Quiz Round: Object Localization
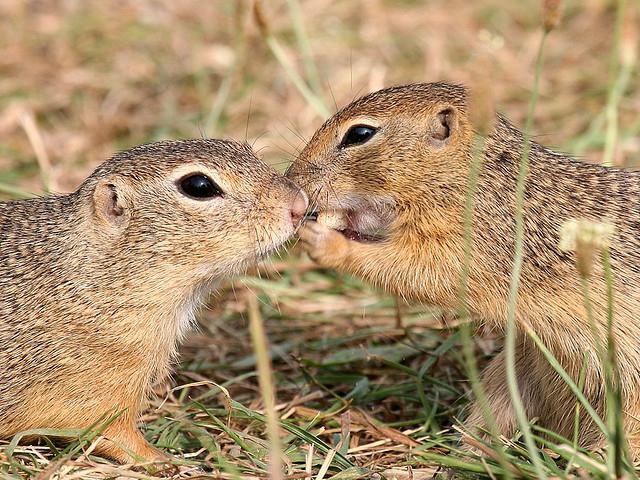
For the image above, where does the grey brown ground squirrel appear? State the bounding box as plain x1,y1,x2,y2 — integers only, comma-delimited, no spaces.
287,82,640,459
0,139,307,463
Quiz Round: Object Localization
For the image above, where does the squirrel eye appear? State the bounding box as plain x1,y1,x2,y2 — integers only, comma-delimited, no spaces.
178,174,223,199
340,125,377,148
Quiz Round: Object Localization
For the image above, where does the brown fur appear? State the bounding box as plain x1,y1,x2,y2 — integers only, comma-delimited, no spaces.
0,139,306,463
286,82,640,459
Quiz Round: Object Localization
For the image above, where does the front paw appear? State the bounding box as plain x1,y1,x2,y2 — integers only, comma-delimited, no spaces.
298,221,350,268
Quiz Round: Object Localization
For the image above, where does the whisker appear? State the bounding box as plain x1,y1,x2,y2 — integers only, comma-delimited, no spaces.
274,126,303,157
244,95,253,142
326,82,339,114
326,179,346,212
251,130,269,149
284,121,309,145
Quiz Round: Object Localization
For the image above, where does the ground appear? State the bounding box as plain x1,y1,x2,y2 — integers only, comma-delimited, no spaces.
0,0,638,478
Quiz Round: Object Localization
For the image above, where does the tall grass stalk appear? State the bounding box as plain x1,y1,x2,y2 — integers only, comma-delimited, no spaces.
205,1,245,136
247,293,283,480
458,129,513,476
285,0,323,96
602,0,632,167
564,355,589,475
253,1,330,119
577,266,624,476
504,27,550,479
578,7,637,460
19,111,53,193
568,189,630,474
0,183,31,198
523,323,606,433
601,248,627,476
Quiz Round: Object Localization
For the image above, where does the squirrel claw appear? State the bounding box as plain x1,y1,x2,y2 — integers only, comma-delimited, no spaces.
298,221,350,268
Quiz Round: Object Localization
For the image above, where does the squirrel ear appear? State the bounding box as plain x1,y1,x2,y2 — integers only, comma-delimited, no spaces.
93,179,130,228
428,107,456,146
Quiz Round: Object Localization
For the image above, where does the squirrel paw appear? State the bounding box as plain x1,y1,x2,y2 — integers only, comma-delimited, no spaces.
298,221,350,268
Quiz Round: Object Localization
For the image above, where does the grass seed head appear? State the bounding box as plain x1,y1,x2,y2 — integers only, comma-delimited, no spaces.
559,219,615,278
543,0,562,32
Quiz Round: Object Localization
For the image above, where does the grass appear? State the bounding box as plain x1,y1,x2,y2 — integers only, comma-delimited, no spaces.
504,21,550,480
1,0,639,478
3,269,473,478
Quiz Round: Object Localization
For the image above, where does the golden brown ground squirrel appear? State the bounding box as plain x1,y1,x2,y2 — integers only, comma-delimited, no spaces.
0,139,307,463
287,82,640,459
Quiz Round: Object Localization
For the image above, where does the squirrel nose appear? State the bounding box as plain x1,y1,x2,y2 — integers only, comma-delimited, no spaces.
290,189,308,227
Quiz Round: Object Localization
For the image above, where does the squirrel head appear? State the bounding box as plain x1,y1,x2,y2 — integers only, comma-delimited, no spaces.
78,139,306,289
287,83,474,241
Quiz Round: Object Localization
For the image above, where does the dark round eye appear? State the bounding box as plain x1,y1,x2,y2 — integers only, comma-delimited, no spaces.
340,125,377,148
178,174,223,199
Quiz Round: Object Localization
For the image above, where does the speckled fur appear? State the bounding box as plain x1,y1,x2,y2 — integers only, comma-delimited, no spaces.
287,83,640,458
0,139,302,463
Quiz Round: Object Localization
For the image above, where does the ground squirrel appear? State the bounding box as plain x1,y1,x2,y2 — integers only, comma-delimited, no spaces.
286,83,640,459
0,139,307,463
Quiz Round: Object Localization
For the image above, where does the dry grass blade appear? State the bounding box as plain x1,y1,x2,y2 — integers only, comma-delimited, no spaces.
247,292,283,480
18,110,56,193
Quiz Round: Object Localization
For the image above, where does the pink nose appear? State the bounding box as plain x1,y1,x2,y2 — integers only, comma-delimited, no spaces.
290,189,308,227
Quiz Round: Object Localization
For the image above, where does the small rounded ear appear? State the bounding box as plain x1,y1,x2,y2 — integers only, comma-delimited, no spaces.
428,107,457,147
93,178,131,229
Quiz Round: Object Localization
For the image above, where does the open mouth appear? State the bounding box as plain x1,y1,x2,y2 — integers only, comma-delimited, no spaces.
304,205,392,244
339,228,385,243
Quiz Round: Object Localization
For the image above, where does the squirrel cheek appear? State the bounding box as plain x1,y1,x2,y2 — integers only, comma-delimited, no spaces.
317,210,348,230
